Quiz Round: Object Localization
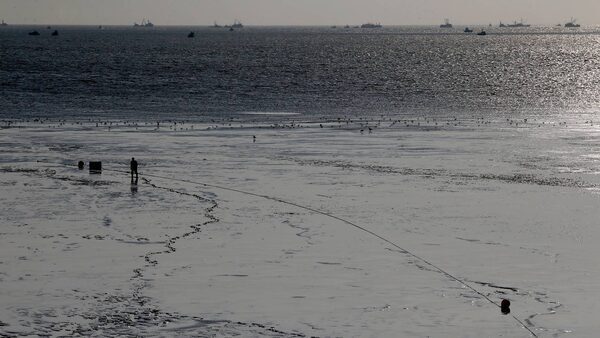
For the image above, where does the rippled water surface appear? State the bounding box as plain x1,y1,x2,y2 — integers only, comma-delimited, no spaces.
2,25,600,119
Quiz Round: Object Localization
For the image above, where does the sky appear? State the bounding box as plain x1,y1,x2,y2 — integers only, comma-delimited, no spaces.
1,0,599,26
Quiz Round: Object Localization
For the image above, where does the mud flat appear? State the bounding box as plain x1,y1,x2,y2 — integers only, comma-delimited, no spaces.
1,116,599,337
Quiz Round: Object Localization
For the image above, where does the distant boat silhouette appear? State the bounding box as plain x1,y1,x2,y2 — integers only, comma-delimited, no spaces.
134,18,154,27
440,19,453,28
1,20,7,26
507,19,530,27
212,21,221,28
51,30,59,36
98,25,103,29
224,20,243,29
187,31,195,38
464,27,473,33
477,30,487,36
499,21,506,27
28,30,40,36
565,18,580,28
361,23,382,28
229,27,234,32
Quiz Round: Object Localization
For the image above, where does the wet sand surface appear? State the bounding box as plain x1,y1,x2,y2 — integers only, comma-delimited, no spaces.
1,115,599,337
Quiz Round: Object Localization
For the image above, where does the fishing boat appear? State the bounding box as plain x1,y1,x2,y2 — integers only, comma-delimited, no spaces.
231,20,243,28
477,30,487,36
28,30,40,36
564,18,580,28
464,27,473,33
51,30,59,36
212,21,222,28
134,18,154,27
361,23,382,28
507,19,530,27
1,20,8,26
187,31,195,38
440,19,453,28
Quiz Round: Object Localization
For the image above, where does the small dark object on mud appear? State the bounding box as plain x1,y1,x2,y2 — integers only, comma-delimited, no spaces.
501,299,511,314
89,161,102,174
77,161,84,170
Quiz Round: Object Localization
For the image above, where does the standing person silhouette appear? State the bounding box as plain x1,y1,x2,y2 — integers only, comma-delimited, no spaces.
130,157,138,183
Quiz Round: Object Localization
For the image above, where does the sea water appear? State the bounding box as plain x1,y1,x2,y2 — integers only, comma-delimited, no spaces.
2,25,600,120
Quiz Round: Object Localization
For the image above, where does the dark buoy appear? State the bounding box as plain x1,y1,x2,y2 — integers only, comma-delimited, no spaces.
501,299,511,314
89,161,102,174
77,161,84,170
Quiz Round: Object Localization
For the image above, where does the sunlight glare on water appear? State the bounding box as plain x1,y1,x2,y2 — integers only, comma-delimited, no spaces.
3,26,600,120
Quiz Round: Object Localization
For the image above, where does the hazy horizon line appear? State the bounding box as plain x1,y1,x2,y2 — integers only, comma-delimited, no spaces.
0,22,589,27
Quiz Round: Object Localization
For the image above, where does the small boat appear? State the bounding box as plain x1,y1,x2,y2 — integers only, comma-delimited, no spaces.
477,30,487,36
331,25,337,29
51,30,59,36
564,18,580,28
344,25,350,29
134,18,154,27
28,30,40,36
499,21,506,27
231,19,243,28
361,22,382,28
212,21,222,28
229,27,234,32
507,19,530,27
187,31,195,38
1,20,8,26
440,19,453,28
464,27,473,33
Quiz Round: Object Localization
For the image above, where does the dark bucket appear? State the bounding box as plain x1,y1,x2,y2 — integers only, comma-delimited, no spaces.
89,161,102,174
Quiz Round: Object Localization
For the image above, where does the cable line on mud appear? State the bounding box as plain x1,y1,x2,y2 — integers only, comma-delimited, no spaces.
39,161,538,337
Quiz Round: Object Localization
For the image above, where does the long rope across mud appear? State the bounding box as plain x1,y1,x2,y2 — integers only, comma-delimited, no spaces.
39,161,538,337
